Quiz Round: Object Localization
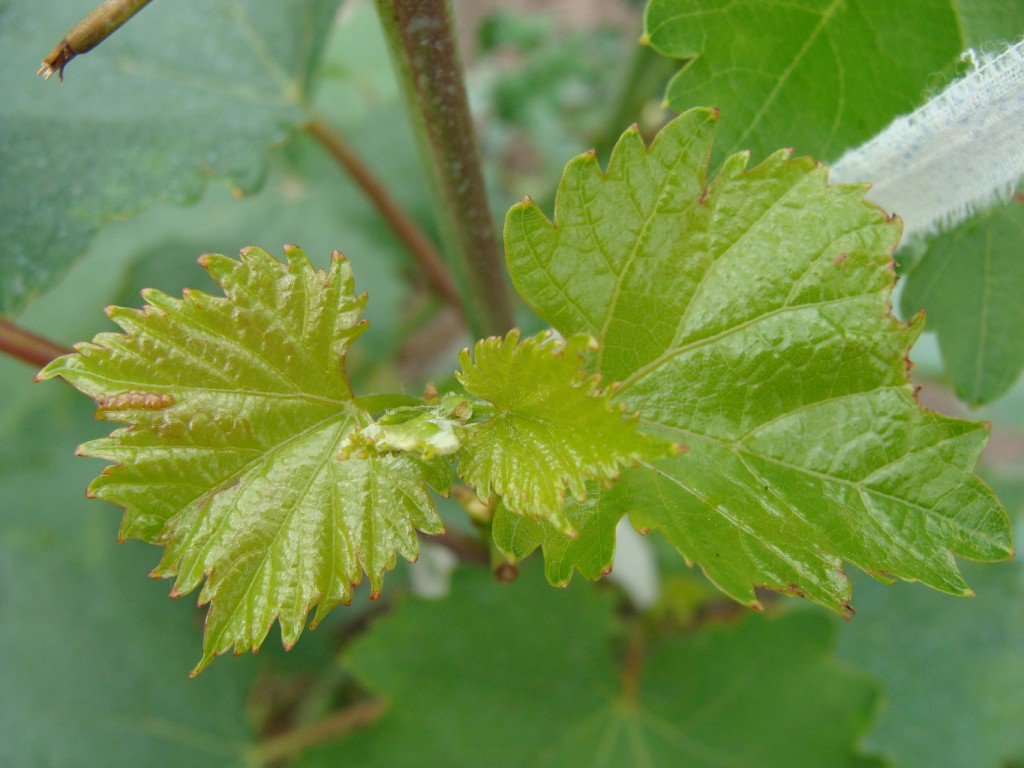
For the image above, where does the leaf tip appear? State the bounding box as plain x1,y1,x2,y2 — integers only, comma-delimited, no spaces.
638,32,650,46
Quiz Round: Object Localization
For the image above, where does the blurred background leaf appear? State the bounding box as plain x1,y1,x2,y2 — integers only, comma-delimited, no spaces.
834,533,1024,767
900,195,1024,405
0,389,259,766
0,0,343,316
299,565,883,767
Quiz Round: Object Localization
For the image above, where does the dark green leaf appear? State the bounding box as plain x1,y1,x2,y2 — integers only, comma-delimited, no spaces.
901,197,1024,405
643,0,965,161
300,566,882,767
0,0,340,315
836,558,1024,767
0,392,258,766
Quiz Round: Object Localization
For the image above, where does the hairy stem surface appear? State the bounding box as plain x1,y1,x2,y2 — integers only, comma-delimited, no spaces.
374,0,515,338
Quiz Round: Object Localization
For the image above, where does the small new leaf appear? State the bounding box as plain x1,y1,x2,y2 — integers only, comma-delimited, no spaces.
38,246,449,672
506,109,1012,611
491,490,622,586
455,329,671,535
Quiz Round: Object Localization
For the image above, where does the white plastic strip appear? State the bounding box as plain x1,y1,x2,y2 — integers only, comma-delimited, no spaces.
830,36,1024,238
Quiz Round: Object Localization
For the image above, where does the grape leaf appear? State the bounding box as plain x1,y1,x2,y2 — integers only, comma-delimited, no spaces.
901,197,1024,405
0,0,340,316
643,0,967,162
505,109,1012,612
491,489,622,585
455,329,670,534
38,246,450,672
836,558,1024,767
299,566,882,767
0,393,258,766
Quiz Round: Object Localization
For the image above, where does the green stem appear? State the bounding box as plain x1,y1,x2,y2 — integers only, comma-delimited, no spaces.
306,117,464,315
252,698,387,765
374,0,515,339
0,321,70,368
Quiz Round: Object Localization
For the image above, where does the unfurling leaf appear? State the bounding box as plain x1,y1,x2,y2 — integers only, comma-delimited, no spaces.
38,246,450,672
455,329,672,535
505,108,1012,611
341,395,472,460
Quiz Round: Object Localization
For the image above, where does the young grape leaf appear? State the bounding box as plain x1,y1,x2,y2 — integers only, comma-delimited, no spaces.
642,0,968,162
505,109,1012,612
901,197,1024,405
299,566,882,767
38,246,450,672
490,488,622,586
0,0,340,316
455,329,671,534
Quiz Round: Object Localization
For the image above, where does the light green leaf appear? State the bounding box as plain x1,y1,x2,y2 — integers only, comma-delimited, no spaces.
505,109,1011,612
643,0,966,162
836,558,1024,768
901,197,1024,405
0,0,340,316
455,329,671,535
300,566,882,767
38,246,449,672
491,489,622,586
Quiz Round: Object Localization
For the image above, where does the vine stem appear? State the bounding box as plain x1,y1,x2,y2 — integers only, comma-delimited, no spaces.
373,0,515,339
39,0,155,80
0,321,70,368
305,118,464,315
253,698,387,764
